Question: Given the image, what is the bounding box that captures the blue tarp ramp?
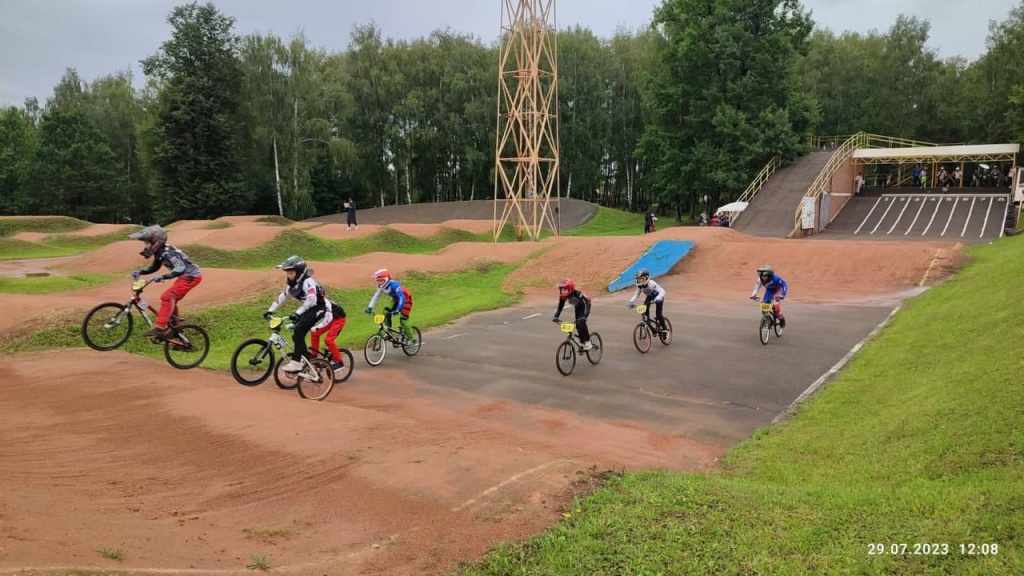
[607,240,695,292]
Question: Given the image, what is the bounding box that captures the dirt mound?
[67,223,137,237]
[58,240,148,274]
[507,234,662,295]
[198,223,284,250]
[307,223,388,239]
[164,219,215,231]
[214,215,269,223]
[308,242,545,289]
[440,219,499,234]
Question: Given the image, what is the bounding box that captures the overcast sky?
[0,0,1019,107]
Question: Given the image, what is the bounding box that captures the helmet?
[128,225,168,257]
[373,268,391,288]
[635,268,650,287]
[557,277,575,299]
[277,255,309,284]
[757,264,774,279]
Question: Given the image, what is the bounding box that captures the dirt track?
[0,209,968,575]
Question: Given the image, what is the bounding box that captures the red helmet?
[557,277,575,299]
[373,268,391,287]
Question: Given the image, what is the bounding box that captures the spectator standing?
[345,198,358,230]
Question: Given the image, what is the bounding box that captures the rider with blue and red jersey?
[750,264,787,328]
[365,268,416,342]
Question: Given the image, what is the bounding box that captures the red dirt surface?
[67,223,137,237]
[10,232,49,242]
[0,220,970,575]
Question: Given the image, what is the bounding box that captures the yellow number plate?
[760,302,772,312]
[560,322,575,333]
[269,317,282,329]
[374,314,386,325]
[131,279,147,291]
[635,304,647,314]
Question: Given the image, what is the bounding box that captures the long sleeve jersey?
[136,245,202,280]
[751,274,788,300]
[629,279,666,304]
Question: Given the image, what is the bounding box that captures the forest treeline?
[4,0,1024,224]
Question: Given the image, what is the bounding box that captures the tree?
[640,0,817,218]
[0,107,38,214]
[140,1,249,221]
[32,108,126,221]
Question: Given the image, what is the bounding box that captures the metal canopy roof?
[852,143,1019,164]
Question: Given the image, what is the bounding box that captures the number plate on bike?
[635,304,647,314]
[374,314,386,325]
[560,322,575,333]
[760,302,772,312]
[269,317,282,329]
[132,279,147,291]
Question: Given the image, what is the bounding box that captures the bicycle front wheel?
[298,358,336,401]
[364,333,387,366]
[82,302,133,351]
[773,315,784,338]
[164,324,210,369]
[759,316,771,345]
[633,323,651,353]
[401,327,423,356]
[586,333,603,365]
[556,341,576,376]
[230,339,274,386]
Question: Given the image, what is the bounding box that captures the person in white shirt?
[627,268,667,333]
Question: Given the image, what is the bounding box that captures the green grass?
[3,262,524,372]
[453,238,1024,575]
[565,206,688,237]
[0,215,91,236]
[202,221,233,229]
[0,273,116,294]
[97,547,125,561]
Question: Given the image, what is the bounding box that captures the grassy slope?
[0,274,116,294]
[0,228,142,260]
[566,205,688,237]
[3,263,524,371]
[454,238,1024,575]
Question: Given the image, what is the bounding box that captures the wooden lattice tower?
[493,0,560,242]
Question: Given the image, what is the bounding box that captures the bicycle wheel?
[586,333,603,365]
[773,315,784,338]
[330,348,355,383]
[298,357,336,401]
[633,323,651,353]
[163,324,210,369]
[658,317,673,346]
[556,341,576,376]
[759,316,771,345]
[82,302,133,351]
[401,327,423,356]
[273,356,300,390]
[230,339,274,386]
[364,333,387,366]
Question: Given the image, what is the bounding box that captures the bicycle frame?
[559,321,585,352]
[118,279,185,341]
[374,313,408,343]
[266,316,332,361]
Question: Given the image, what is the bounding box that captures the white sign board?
[1014,167,1024,203]
[800,196,816,230]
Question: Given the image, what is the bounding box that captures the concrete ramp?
[732,151,832,238]
[822,191,1009,243]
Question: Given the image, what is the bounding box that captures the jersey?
[368,278,413,314]
[751,274,788,303]
[629,279,666,304]
[138,245,202,279]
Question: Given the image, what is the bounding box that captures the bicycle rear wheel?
[82,302,133,351]
[164,324,210,369]
[297,358,336,401]
[556,341,576,376]
[658,317,673,346]
[273,356,300,390]
[759,316,771,345]
[364,333,387,366]
[401,327,423,356]
[633,323,651,353]
[586,333,603,365]
[230,339,274,386]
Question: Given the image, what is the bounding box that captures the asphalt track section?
[401,288,894,449]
